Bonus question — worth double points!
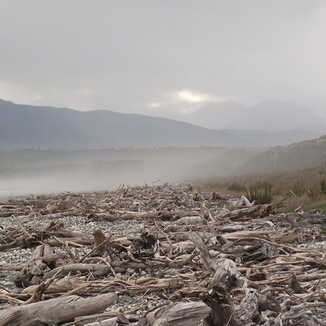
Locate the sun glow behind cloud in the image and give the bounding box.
[148,102,161,109]
[176,90,215,103]
[173,89,228,114]
[147,89,229,116]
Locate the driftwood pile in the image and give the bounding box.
[0,183,326,325]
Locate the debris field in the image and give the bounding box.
[0,183,326,325]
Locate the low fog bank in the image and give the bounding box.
[0,148,259,198]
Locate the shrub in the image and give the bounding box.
[306,188,316,199]
[245,182,274,204]
[289,184,306,197]
[320,179,326,194]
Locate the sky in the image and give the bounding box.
[1,0,326,122]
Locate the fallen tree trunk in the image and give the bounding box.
[0,293,117,326]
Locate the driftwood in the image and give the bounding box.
[146,302,211,326]
[0,293,116,326]
[1,183,326,325]
[83,314,130,326]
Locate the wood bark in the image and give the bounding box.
[0,293,116,326]
[147,302,211,326]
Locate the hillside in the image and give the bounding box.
[0,99,319,149]
[232,135,326,175]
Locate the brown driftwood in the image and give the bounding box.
[83,313,130,326]
[235,289,281,325]
[22,276,84,295]
[0,293,117,326]
[0,262,25,271]
[1,183,326,325]
[203,287,240,326]
[146,302,211,326]
[273,228,301,243]
[44,263,110,279]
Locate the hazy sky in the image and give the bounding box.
[1,0,326,119]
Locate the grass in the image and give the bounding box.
[245,182,274,204]
[192,167,326,212]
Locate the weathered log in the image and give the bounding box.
[45,236,92,246]
[83,313,130,326]
[146,302,211,326]
[211,258,238,290]
[221,206,261,219]
[22,276,83,295]
[0,262,25,271]
[203,286,240,326]
[222,230,269,241]
[0,293,117,326]
[189,233,215,272]
[273,228,301,244]
[14,244,58,289]
[235,289,280,325]
[44,263,110,279]
[242,242,279,262]
[176,216,205,225]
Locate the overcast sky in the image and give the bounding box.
[1,0,326,120]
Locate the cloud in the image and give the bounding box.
[145,89,229,117]
[171,89,229,114]
[175,90,217,104]
[148,102,161,109]
[1,1,326,116]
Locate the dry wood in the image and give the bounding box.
[22,276,83,295]
[0,293,116,326]
[0,262,25,271]
[92,229,107,249]
[44,263,110,279]
[1,183,326,325]
[146,302,211,326]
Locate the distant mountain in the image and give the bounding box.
[0,99,320,149]
[187,100,326,133]
[174,101,246,130]
[227,100,326,132]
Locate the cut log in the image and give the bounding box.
[0,293,117,326]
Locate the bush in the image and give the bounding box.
[306,188,316,199]
[320,179,326,194]
[245,182,274,204]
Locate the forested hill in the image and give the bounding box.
[231,135,326,175]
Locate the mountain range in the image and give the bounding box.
[165,100,326,132]
[0,99,324,149]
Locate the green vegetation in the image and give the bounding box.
[193,167,326,212]
[320,179,326,194]
[245,182,274,204]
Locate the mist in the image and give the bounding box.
[0,148,251,198]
